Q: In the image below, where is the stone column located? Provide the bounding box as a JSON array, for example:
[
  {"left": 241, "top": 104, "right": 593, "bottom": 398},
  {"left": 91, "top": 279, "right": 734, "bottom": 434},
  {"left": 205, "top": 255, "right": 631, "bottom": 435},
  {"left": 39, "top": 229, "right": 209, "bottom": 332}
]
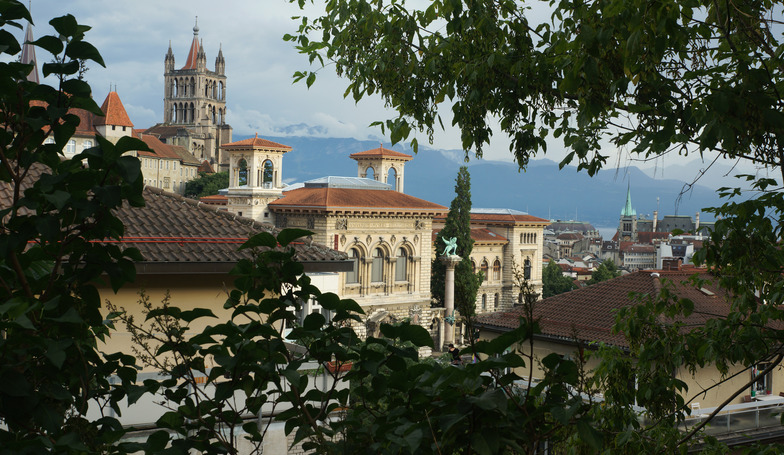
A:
[{"left": 440, "top": 255, "right": 462, "bottom": 348}]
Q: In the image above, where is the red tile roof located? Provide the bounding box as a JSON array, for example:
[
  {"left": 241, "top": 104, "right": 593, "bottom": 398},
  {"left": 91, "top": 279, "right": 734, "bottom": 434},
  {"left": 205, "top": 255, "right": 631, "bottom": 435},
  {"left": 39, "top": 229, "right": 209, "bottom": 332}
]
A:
[
  {"left": 133, "top": 132, "right": 199, "bottom": 165},
  {"left": 182, "top": 34, "right": 201, "bottom": 70},
  {"left": 476, "top": 269, "right": 733, "bottom": 349},
  {"left": 270, "top": 187, "right": 446, "bottom": 215},
  {"left": 638, "top": 231, "right": 671, "bottom": 244},
  {"left": 198, "top": 160, "right": 215, "bottom": 174},
  {"left": 94, "top": 92, "right": 133, "bottom": 127},
  {"left": 436, "top": 212, "right": 549, "bottom": 225},
  {"left": 221, "top": 133, "right": 292, "bottom": 151},
  {"left": 349, "top": 146, "right": 412, "bottom": 161},
  {"left": 0, "top": 165, "right": 348, "bottom": 273}
]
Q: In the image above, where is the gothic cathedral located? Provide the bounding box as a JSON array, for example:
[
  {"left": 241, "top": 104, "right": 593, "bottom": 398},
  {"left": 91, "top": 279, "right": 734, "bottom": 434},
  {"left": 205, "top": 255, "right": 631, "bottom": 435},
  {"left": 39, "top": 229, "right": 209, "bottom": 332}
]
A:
[{"left": 145, "top": 20, "right": 233, "bottom": 169}]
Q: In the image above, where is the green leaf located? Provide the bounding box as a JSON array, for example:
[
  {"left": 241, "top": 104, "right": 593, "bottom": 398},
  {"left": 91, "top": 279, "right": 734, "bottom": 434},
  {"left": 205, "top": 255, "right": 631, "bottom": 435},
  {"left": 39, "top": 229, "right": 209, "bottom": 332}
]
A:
[
  {"left": 32, "top": 35, "right": 63, "bottom": 55},
  {"left": 179, "top": 308, "right": 217, "bottom": 323},
  {"left": 65, "top": 40, "right": 105, "bottom": 67},
  {"left": 49, "top": 15, "right": 79, "bottom": 37},
  {"left": 240, "top": 231, "right": 277, "bottom": 250},
  {"left": 576, "top": 420, "right": 603, "bottom": 450},
  {"left": 277, "top": 228, "right": 313, "bottom": 247}
]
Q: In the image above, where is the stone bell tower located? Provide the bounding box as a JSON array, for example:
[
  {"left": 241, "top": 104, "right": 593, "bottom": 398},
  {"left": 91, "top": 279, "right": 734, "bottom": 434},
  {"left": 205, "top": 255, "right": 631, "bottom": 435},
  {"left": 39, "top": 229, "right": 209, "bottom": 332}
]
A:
[
  {"left": 223, "top": 134, "right": 292, "bottom": 224},
  {"left": 160, "top": 18, "right": 232, "bottom": 166}
]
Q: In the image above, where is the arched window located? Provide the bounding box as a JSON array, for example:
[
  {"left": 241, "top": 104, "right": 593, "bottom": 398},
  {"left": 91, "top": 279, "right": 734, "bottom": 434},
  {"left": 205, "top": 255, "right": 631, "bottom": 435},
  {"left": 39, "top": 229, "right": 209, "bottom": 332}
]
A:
[
  {"left": 219, "top": 81, "right": 225, "bottom": 100},
  {"left": 493, "top": 260, "right": 501, "bottom": 281},
  {"left": 237, "top": 159, "right": 248, "bottom": 186},
  {"left": 189, "top": 102, "right": 195, "bottom": 123},
  {"left": 346, "top": 249, "right": 360, "bottom": 284},
  {"left": 387, "top": 167, "right": 397, "bottom": 190},
  {"left": 82, "top": 140, "right": 93, "bottom": 151},
  {"left": 524, "top": 258, "right": 532, "bottom": 280},
  {"left": 471, "top": 260, "right": 476, "bottom": 274},
  {"left": 494, "top": 293, "right": 500, "bottom": 310},
  {"left": 365, "top": 166, "right": 375, "bottom": 180},
  {"left": 395, "top": 248, "right": 407, "bottom": 281},
  {"left": 371, "top": 248, "right": 385, "bottom": 282},
  {"left": 481, "top": 260, "right": 489, "bottom": 282},
  {"left": 262, "top": 160, "right": 274, "bottom": 188},
  {"left": 481, "top": 294, "right": 487, "bottom": 312}
]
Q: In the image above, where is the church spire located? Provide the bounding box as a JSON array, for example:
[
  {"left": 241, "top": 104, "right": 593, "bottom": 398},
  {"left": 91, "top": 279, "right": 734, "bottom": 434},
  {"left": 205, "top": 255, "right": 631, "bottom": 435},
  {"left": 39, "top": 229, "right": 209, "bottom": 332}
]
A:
[
  {"left": 621, "top": 183, "right": 636, "bottom": 217},
  {"left": 20, "top": 12, "right": 39, "bottom": 83},
  {"left": 182, "top": 17, "right": 201, "bottom": 70}
]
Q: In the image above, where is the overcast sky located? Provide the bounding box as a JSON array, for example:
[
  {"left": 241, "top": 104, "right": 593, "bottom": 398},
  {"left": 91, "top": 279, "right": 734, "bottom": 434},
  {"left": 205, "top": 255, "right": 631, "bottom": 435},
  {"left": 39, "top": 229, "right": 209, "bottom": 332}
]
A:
[{"left": 15, "top": 0, "right": 764, "bottom": 185}]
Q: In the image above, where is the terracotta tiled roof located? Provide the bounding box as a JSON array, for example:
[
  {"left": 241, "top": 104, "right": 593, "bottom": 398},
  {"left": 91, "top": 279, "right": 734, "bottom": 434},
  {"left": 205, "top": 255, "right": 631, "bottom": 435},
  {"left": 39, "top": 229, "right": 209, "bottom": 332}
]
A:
[
  {"left": 198, "top": 160, "right": 215, "bottom": 174},
  {"left": 349, "top": 146, "right": 412, "bottom": 161},
  {"left": 199, "top": 194, "right": 227, "bottom": 206},
  {"left": 134, "top": 133, "right": 199, "bottom": 166},
  {"left": 437, "top": 211, "right": 549, "bottom": 225},
  {"left": 221, "top": 134, "right": 291, "bottom": 151},
  {"left": 638, "top": 231, "right": 671, "bottom": 244},
  {"left": 270, "top": 187, "right": 446, "bottom": 215},
  {"left": 182, "top": 33, "right": 201, "bottom": 70},
  {"left": 143, "top": 124, "right": 182, "bottom": 138},
  {"left": 94, "top": 92, "right": 133, "bottom": 128},
  {"left": 72, "top": 107, "right": 96, "bottom": 135},
  {"left": 112, "top": 187, "right": 348, "bottom": 269},
  {"left": 0, "top": 163, "right": 348, "bottom": 272},
  {"left": 622, "top": 244, "right": 655, "bottom": 253},
  {"left": 476, "top": 269, "right": 733, "bottom": 349}
]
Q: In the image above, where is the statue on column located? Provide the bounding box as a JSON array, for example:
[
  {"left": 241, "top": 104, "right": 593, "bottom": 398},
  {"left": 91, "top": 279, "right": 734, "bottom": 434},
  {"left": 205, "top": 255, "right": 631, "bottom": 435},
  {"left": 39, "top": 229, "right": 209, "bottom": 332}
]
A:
[{"left": 442, "top": 237, "right": 458, "bottom": 256}]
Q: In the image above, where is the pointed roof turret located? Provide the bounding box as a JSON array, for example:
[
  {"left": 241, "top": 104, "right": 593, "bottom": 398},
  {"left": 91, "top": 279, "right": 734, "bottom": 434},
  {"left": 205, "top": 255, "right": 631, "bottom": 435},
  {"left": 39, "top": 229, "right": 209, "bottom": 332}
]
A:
[
  {"left": 621, "top": 184, "right": 636, "bottom": 217},
  {"left": 182, "top": 17, "right": 201, "bottom": 70},
  {"left": 216, "top": 43, "right": 224, "bottom": 63},
  {"left": 94, "top": 91, "right": 134, "bottom": 128},
  {"left": 20, "top": 20, "right": 39, "bottom": 83}
]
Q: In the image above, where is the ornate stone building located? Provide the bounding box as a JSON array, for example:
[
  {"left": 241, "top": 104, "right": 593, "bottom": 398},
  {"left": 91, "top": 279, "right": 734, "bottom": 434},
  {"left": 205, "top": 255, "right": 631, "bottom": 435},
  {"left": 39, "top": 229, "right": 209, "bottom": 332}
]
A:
[
  {"left": 145, "top": 20, "right": 233, "bottom": 169},
  {"left": 433, "top": 209, "right": 548, "bottom": 316}
]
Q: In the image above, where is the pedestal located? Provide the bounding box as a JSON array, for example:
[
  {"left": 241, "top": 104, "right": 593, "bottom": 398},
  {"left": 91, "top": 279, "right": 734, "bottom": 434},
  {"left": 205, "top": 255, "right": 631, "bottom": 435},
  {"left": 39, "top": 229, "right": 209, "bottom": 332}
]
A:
[{"left": 440, "top": 254, "right": 462, "bottom": 348}]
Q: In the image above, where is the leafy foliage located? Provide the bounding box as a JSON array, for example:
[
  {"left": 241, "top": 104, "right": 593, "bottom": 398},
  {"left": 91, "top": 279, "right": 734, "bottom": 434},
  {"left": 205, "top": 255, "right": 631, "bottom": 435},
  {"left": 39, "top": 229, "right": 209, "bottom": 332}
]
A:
[
  {"left": 541, "top": 260, "right": 575, "bottom": 298},
  {"left": 0, "top": 2, "right": 151, "bottom": 451},
  {"left": 587, "top": 260, "right": 621, "bottom": 285},
  {"left": 431, "top": 166, "right": 482, "bottom": 317},
  {"left": 184, "top": 171, "right": 228, "bottom": 198}
]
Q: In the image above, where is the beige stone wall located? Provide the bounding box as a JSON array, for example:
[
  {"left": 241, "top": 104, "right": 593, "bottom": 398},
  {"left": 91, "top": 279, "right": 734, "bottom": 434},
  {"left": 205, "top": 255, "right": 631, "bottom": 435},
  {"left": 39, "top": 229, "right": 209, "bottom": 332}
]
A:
[
  {"left": 140, "top": 157, "right": 199, "bottom": 195},
  {"left": 479, "top": 329, "right": 784, "bottom": 410},
  {"left": 97, "top": 274, "right": 236, "bottom": 370}
]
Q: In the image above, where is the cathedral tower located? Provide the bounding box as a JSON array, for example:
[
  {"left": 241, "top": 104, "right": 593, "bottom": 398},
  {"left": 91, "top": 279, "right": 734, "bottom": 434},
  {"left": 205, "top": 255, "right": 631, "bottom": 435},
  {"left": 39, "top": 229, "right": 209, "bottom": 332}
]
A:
[
  {"left": 618, "top": 185, "right": 638, "bottom": 242},
  {"left": 159, "top": 19, "right": 232, "bottom": 168}
]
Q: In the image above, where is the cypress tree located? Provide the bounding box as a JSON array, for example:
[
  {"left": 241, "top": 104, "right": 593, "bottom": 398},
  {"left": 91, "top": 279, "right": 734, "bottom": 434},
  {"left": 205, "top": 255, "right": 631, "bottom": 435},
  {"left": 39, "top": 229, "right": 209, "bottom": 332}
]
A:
[{"left": 431, "top": 166, "right": 482, "bottom": 316}]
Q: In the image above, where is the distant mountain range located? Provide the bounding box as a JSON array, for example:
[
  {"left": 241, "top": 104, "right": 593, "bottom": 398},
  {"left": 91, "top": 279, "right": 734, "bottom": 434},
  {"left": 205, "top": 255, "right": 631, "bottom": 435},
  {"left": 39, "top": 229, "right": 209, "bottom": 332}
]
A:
[{"left": 245, "top": 135, "right": 729, "bottom": 229}]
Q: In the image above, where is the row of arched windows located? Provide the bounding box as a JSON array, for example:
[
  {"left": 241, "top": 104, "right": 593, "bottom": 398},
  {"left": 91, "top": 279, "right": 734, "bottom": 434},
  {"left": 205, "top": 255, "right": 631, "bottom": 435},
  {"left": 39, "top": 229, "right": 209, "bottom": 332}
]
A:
[
  {"left": 345, "top": 247, "right": 409, "bottom": 284},
  {"left": 170, "top": 103, "right": 226, "bottom": 125},
  {"left": 472, "top": 259, "right": 502, "bottom": 282},
  {"left": 170, "top": 77, "right": 225, "bottom": 100},
  {"left": 235, "top": 159, "right": 274, "bottom": 187},
  {"left": 362, "top": 166, "right": 398, "bottom": 191}
]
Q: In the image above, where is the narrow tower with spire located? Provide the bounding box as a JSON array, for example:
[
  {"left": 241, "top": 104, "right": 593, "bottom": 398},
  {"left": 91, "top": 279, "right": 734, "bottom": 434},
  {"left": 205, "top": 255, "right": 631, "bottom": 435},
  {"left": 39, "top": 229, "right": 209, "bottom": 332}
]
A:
[{"left": 618, "top": 184, "right": 638, "bottom": 242}]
